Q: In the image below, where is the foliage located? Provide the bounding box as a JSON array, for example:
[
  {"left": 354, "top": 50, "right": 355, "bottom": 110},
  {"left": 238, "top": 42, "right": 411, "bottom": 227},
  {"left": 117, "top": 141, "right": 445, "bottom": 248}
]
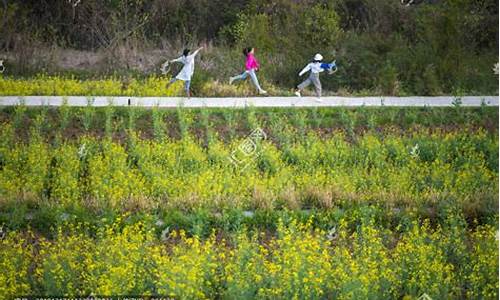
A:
[
  {"left": 0, "top": 232, "right": 32, "bottom": 298},
  {"left": 1, "top": 1, "right": 497, "bottom": 95},
  {"left": 0, "top": 106, "right": 497, "bottom": 299},
  {"left": 0, "top": 111, "right": 496, "bottom": 217},
  {"left": 0, "top": 216, "right": 497, "bottom": 299}
]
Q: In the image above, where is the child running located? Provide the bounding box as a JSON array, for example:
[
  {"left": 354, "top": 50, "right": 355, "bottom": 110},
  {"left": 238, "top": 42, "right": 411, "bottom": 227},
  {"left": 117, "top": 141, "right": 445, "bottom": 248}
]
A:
[
  {"left": 229, "top": 47, "right": 267, "bottom": 95},
  {"left": 295, "top": 53, "right": 337, "bottom": 102},
  {"left": 165, "top": 47, "right": 203, "bottom": 98}
]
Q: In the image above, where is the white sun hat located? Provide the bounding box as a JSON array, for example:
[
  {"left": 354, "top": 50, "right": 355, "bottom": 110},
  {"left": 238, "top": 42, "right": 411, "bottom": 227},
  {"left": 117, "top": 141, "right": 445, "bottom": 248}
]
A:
[{"left": 314, "top": 53, "right": 323, "bottom": 61}]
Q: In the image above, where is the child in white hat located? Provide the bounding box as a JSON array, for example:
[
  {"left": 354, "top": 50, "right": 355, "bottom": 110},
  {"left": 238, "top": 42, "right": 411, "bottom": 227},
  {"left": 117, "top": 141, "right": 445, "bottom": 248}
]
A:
[{"left": 295, "top": 53, "right": 337, "bottom": 102}]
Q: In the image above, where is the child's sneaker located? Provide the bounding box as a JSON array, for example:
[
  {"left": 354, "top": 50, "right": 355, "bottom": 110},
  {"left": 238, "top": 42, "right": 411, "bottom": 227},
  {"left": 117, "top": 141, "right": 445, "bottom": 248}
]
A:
[
  {"left": 294, "top": 90, "right": 301, "bottom": 97},
  {"left": 315, "top": 97, "right": 323, "bottom": 102},
  {"left": 259, "top": 90, "right": 268, "bottom": 95},
  {"left": 229, "top": 77, "right": 235, "bottom": 84}
]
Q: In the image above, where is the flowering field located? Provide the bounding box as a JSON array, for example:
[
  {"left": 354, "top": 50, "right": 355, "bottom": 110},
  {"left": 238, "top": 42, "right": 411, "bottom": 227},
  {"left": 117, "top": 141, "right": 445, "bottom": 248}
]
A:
[
  {"left": 0, "top": 75, "right": 288, "bottom": 97},
  {"left": 0, "top": 104, "right": 498, "bottom": 299}
]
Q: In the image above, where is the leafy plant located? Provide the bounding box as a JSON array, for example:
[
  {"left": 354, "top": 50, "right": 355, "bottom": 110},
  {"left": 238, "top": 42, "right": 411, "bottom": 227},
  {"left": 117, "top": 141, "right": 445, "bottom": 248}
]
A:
[
  {"left": 59, "top": 97, "right": 72, "bottom": 132},
  {"left": 152, "top": 105, "right": 166, "bottom": 141},
  {"left": 80, "top": 97, "right": 95, "bottom": 132},
  {"left": 104, "top": 99, "right": 115, "bottom": 139}
]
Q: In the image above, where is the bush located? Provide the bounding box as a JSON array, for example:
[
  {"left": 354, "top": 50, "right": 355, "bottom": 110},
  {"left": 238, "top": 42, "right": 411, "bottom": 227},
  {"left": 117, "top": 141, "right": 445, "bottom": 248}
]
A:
[
  {"left": 467, "top": 225, "right": 499, "bottom": 299},
  {"left": 393, "top": 221, "right": 457, "bottom": 298},
  {"left": 0, "top": 214, "right": 498, "bottom": 298},
  {"left": 0, "top": 232, "right": 32, "bottom": 298}
]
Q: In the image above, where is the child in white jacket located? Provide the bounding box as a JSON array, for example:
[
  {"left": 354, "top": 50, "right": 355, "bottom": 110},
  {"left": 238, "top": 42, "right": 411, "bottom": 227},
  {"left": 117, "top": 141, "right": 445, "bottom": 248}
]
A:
[
  {"left": 165, "top": 47, "right": 203, "bottom": 98},
  {"left": 295, "top": 53, "right": 337, "bottom": 102}
]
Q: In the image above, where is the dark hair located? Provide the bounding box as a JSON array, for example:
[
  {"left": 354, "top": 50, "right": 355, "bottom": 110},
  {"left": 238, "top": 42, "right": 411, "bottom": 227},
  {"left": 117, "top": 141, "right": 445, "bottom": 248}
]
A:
[
  {"left": 183, "top": 48, "right": 191, "bottom": 56},
  {"left": 243, "top": 47, "right": 253, "bottom": 57}
]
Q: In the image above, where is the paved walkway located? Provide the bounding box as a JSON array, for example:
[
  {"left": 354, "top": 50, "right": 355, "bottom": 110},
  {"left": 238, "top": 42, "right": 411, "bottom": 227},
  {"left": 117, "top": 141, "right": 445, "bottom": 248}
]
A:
[{"left": 0, "top": 96, "right": 497, "bottom": 107}]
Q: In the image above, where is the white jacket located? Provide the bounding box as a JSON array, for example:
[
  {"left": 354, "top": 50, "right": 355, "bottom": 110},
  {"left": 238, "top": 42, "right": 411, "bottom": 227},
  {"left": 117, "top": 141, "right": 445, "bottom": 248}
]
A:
[
  {"left": 299, "top": 62, "right": 325, "bottom": 76},
  {"left": 172, "top": 49, "right": 202, "bottom": 81}
]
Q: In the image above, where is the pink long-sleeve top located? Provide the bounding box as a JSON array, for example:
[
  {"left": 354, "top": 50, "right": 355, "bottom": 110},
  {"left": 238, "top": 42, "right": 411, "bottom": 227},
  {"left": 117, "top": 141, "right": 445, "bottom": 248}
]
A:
[{"left": 245, "top": 53, "right": 260, "bottom": 71}]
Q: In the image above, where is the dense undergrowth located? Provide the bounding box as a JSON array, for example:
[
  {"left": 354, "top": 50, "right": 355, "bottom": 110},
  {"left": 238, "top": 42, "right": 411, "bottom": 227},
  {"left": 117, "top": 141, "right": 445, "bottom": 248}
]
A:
[
  {"left": 2, "top": 75, "right": 480, "bottom": 97},
  {"left": 1, "top": 1, "right": 498, "bottom": 95},
  {"left": 0, "top": 73, "right": 497, "bottom": 97},
  {"left": 0, "top": 75, "right": 300, "bottom": 97},
  {"left": 1, "top": 216, "right": 497, "bottom": 299},
  {"left": 0, "top": 105, "right": 497, "bottom": 299}
]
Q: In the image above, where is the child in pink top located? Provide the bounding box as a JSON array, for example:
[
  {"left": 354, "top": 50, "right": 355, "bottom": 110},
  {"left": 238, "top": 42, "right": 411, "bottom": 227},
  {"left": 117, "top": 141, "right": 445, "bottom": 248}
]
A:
[
  {"left": 229, "top": 47, "right": 267, "bottom": 95},
  {"left": 245, "top": 52, "right": 260, "bottom": 70}
]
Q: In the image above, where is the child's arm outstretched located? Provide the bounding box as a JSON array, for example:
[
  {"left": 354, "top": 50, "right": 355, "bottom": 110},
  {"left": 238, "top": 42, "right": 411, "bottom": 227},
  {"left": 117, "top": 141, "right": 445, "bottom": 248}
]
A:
[
  {"left": 191, "top": 47, "right": 204, "bottom": 57},
  {"left": 299, "top": 63, "right": 312, "bottom": 76},
  {"left": 170, "top": 56, "right": 184, "bottom": 63}
]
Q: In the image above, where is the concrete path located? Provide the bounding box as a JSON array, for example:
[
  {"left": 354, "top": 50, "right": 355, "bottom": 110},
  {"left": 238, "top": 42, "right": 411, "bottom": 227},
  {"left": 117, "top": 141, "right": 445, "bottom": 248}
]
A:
[{"left": 0, "top": 96, "right": 497, "bottom": 107}]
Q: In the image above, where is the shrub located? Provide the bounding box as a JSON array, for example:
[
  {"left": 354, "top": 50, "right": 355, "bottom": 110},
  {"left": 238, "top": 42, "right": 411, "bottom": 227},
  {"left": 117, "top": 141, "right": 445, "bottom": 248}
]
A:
[
  {"left": 393, "top": 221, "right": 457, "bottom": 298},
  {"left": 84, "top": 221, "right": 158, "bottom": 295},
  {"left": 0, "top": 232, "right": 32, "bottom": 299},
  {"left": 49, "top": 143, "right": 81, "bottom": 207},
  {"left": 466, "top": 225, "right": 499, "bottom": 299},
  {"left": 154, "top": 230, "right": 220, "bottom": 299},
  {"left": 36, "top": 226, "right": 91, "bottom": 295}
]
